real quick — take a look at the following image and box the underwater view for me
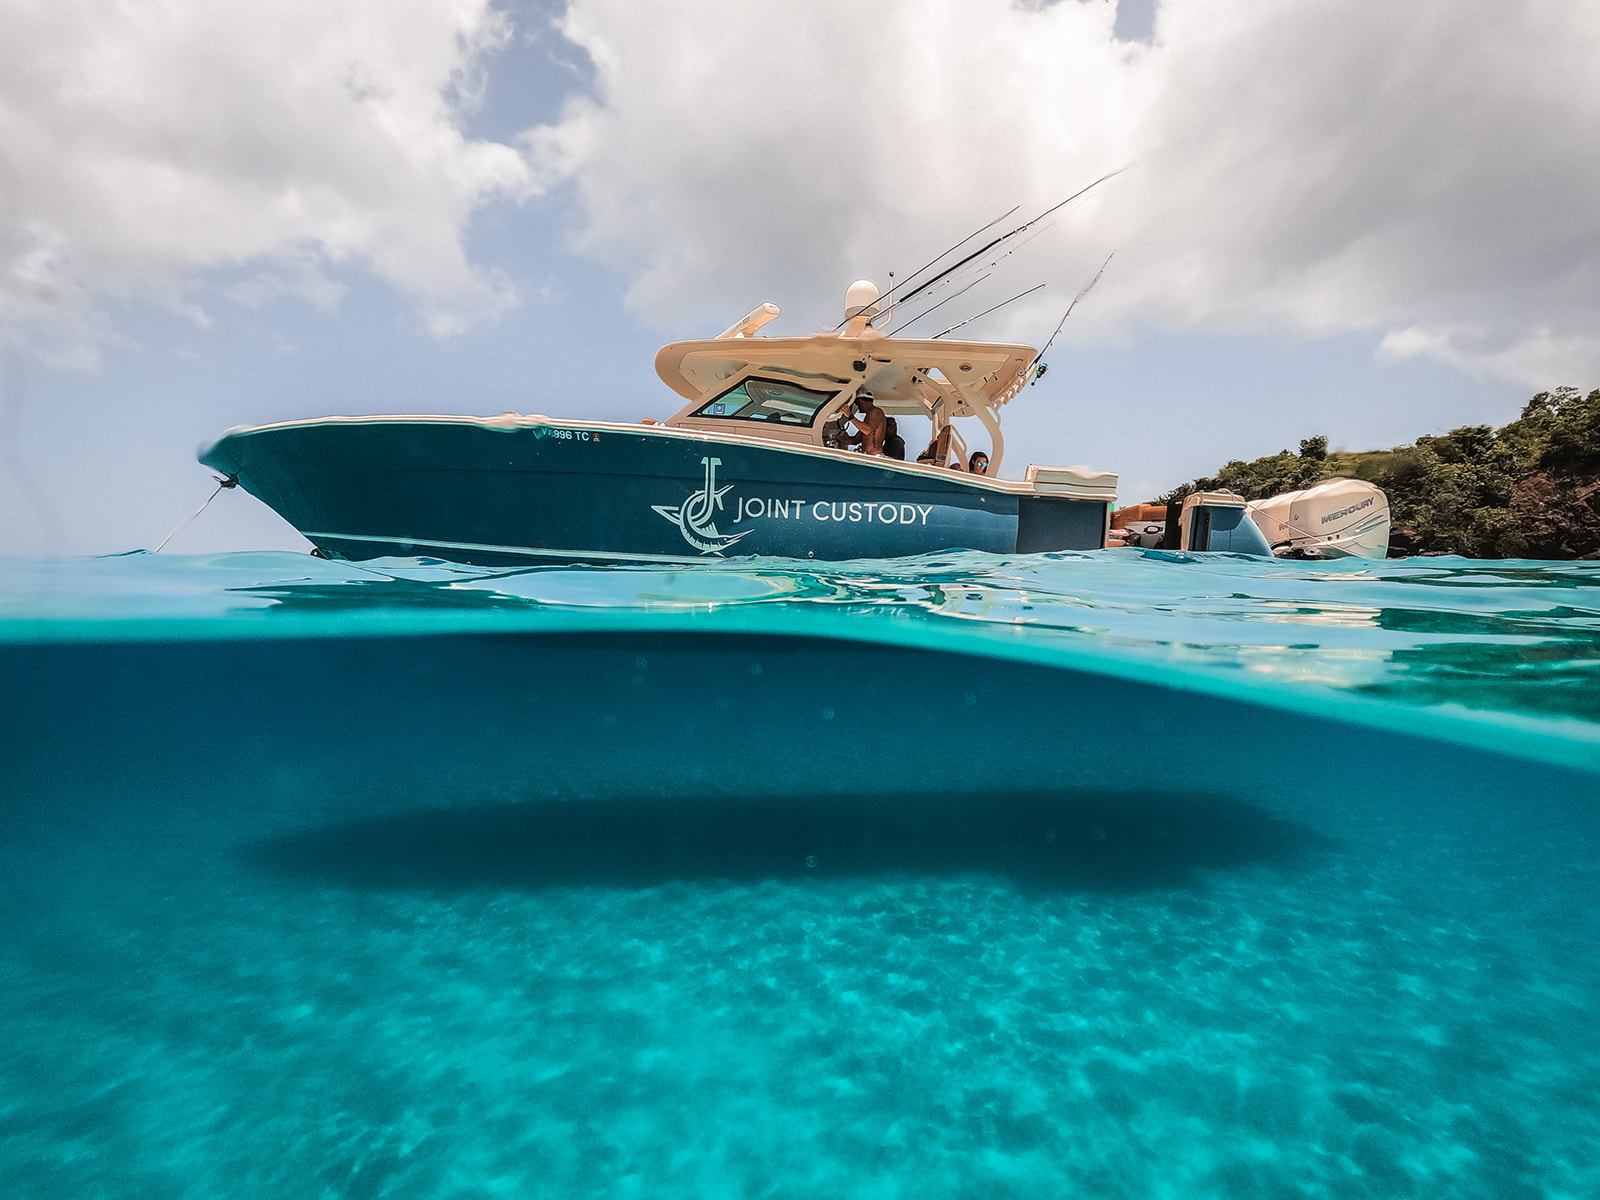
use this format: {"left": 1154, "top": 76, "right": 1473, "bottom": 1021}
{"left": 3, "top": 548, "right": 1599, "bottom": 1198}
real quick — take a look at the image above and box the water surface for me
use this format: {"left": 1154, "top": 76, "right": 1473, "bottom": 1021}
{"left": 3, "top": 550, "right": 1597, "bottom": 1197}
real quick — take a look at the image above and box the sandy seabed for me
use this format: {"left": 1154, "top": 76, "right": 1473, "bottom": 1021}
{"left": 2, "top": 780, "right": 1595, "bottom": 1200}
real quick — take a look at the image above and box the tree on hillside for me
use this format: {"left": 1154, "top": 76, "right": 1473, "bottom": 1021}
{"left": 1157, "top": 436, "right": 1330, "bottom": 506}
{"left": 1153, "top": 388, "right": 1600, "bottom": 559}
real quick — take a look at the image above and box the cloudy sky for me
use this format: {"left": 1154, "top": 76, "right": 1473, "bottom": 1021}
{"left": 2, "top": 0, "right": 1596, "bottom": 555}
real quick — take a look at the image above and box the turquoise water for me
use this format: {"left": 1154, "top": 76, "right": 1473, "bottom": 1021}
{"left": 3, "top": 549, "right": 1598, "bottom": 1197}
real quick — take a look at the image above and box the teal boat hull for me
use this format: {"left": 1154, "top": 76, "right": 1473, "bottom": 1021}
{"left": 200, "top": 417, "right": 1112, "bottom": 565}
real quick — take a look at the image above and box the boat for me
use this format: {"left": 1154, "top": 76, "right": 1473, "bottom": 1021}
{"left": 1109, "top": 478, "right": 1391, "bottom": 559}
{"left": 1243, "top": 477, "right": 1393, "bottom": 559}
{"left": 199, "top": 279, "right": 1390, "bottom": 565}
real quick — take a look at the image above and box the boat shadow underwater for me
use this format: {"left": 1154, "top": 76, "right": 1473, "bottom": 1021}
{"left": 8, "top": 627, "right": 1594, "bottom": 875}
{"left": 241, "top": 789, "right": 1337, "bottom": 896}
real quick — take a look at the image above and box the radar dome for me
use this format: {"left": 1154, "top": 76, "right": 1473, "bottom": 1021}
{"left": 844, "top": 279, "right": 881, "bottom": 320}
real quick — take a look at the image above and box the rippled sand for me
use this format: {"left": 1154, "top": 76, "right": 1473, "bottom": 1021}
{"left": 4, "top": 774, "right": 1596, "bottom": 1199}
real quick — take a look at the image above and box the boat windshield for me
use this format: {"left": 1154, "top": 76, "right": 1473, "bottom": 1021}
{"left": 692, "top": 377, "right": 838, "bottom": 426}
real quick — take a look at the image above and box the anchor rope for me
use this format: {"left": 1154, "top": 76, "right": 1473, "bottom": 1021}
{"left": 153, "top": 475, "right": 237, "bottom": 553}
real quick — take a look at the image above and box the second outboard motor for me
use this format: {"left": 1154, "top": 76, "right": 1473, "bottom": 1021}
{"left": 1179, "top": 492, "right": 1273, "bottom": 556}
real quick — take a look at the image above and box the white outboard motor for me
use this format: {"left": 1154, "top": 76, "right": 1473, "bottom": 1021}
{"left": 1248, "top": 478, "right": 1391, "bottom": 560}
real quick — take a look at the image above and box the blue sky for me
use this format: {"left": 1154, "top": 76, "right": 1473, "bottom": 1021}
{"left": 0, "top": 0, "right": 1588, "bottom": 555}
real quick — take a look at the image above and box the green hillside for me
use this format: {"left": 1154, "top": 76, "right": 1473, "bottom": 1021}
{"left": 1154, "top": 387, "right": 1600, "bottom": 559}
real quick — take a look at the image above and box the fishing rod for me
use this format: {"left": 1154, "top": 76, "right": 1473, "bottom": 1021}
{"left": 836, "top": 205, "right": 1019, "bottom": 331}
{"left": 969, "top": 210, "right": 1065, "bottom": 276}
{"left": 878, "top": 214, "right": 1060, "bottom": 329}
{"left": 888, "top": 169, "right": 1124, "bottom": 317}
{"left": 889, "top": 272, "right": 992, "bottom": 335}
{"left": 1025, "top": 252, "right": 1114, "bottom": 378}
{"left": 882, "top": 205, "right": 1018, "bottom": 304}
{"left": 932, "top": 282, "right": 1046, "bottom": 339}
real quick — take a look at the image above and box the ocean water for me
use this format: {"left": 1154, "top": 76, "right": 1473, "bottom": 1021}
{"left": 2, "top": 548, "right": 1598, "bottom": 1198}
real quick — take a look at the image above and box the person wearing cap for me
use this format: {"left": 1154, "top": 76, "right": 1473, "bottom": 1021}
{"left": 842, "top": 389, "right": 887, "bottom": 455}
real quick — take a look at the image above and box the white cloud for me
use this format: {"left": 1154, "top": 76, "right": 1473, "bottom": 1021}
{"left": 0, "top": 0, "right": 536, "bottom": 364}
{"left": 1378, "top": 323, "right": 1600, "bottom": 390}
{"left": 529, "top": 0, "right": 1600, "bottom": 388}
{"left": 529, "top": 0, "right": 1142, "bottom": 331}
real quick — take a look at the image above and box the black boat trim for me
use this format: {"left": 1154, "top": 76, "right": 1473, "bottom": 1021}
{"left": 301, "top": 530, "right": 714, "bottom": 566}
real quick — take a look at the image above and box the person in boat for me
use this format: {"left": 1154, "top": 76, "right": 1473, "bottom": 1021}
{"left": 968, "top": 450, "right": 990, "bottom": 475}
{"left": 842, "top": 390, "right": 887, "bottom": 455}
{"left": 917, "top": 425, "right": 953, "bottom": 467}
{"left": 883, "top": 417, "right": 906, "bottom": 461}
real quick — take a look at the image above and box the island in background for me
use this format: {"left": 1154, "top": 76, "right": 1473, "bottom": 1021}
{"left": 1152, "top": 387, "right": 1600, "bottom": 559}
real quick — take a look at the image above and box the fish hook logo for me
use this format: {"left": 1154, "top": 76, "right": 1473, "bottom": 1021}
{"left": 653, "top": 457, "right": 752, "bottom": 555}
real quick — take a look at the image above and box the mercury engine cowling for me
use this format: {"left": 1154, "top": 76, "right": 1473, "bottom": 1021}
{"left": 1247, "top": 478, "right": 1391, "bottom": 560}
